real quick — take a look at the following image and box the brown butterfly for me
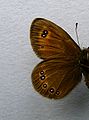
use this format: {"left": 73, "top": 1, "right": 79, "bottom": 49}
{"left": 30, "top": 18, "right": 89, "bottom": 99}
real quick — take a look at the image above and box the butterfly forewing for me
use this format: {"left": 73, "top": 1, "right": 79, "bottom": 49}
{"left": 30, "top": 18, "right": 82, "bottom": 99}
{"left": 30, "top": 18, "right": 81, "bottom": 59}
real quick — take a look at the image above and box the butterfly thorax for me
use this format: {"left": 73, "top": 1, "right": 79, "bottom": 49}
{"left": 80, "top": 48, "right": 89, "bottom": 73}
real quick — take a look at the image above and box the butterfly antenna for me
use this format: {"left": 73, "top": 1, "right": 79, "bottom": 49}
{"left": 75, "top": 23, "right": 80, "bottom": 46}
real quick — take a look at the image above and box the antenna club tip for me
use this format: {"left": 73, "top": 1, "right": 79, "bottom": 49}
{"left": 76, "top": 23, "right": 78, "bottom": 27}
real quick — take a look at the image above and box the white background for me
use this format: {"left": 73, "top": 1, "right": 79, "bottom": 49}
{"left": 0, "top": 0, "right": 89, "bottom": 120}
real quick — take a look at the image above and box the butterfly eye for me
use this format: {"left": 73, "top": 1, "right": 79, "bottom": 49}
{"left": 49, "top": 88, "right": 55, "bottom": 93}
{"left": 41, "top": 30, "right": 48, "bottom": 38}
{"left": 40, "top": 75, "right": 45, "bottom": 80}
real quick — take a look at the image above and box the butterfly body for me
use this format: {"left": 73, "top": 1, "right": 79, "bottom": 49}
{"left": 30, "top": 18, "right": 89, "bottom": 99}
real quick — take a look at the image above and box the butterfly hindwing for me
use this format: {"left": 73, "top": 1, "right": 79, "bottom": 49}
{"left": 32, "top": 57, "right": 82, "bottom": 99}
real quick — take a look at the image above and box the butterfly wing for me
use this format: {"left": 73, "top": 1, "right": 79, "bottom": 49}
{"left": 30, "top": 18, "right": 82, "bottom": 99}
{"left": 32, "top": 57, "right": 82, "bottom": 99}
{"left": 30, "top": 18, "right": 81, "bottom": 59}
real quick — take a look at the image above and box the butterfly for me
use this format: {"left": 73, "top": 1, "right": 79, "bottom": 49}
{"left": 30, "top": 18, "right": 89, "bottom": 99}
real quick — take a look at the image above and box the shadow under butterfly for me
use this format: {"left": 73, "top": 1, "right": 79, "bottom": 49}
{"left": 30, "top": 18, "right": 89, "bottom": 99}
